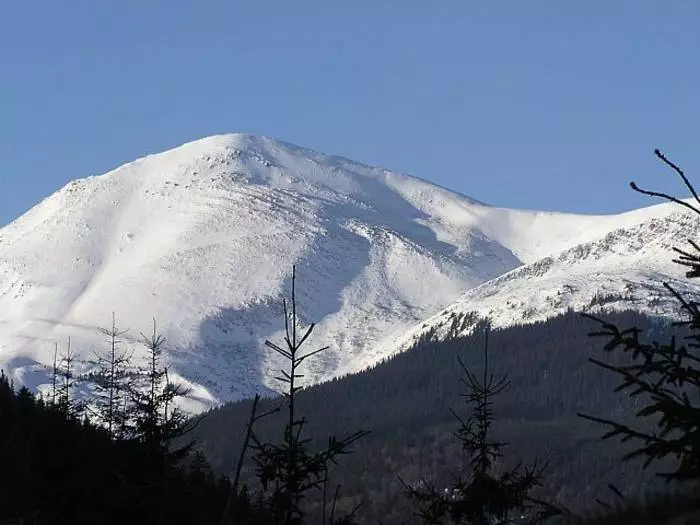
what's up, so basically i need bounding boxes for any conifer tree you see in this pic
[220,393,280,525]
[581,149,700,482]
[129,318,190,449]
[403,324,560,524]
[57,336,80,416]
[51,342,59,406]
[0,364,237,525]
[91,311,132,438]
[123,319,197,524]
[251,266,370,525]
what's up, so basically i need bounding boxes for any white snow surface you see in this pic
[0,133,695,411]
[392,206,700,353]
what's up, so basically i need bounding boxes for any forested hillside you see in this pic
[192,309,678,524]
[0,370,247,524]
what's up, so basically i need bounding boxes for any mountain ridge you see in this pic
[391,206,698,354]
[0,133,691,410]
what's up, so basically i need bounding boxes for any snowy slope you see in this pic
[0,133,525,409]
[0,133,694,410]
[392,204,700,352]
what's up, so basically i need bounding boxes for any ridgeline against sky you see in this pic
[1,133,698,411]
[1,1,699,225]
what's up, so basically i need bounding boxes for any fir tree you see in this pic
[91,311,132,438]
[251,266,369,525]
[220,393,279,525]
[403,324,561,524]
[128,319,190,450]
[581,149,700,482]
[51,341,59,406]
[57,336,81,416]
[0,365,237,525]
[122,319,196,525]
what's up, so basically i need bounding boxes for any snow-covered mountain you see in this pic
[392,203,700,352]
[0,133,694,410]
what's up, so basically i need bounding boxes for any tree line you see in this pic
[0,314,276,524]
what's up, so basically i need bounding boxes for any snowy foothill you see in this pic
[0,133,694,412]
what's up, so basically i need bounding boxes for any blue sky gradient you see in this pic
[1,1,698,224]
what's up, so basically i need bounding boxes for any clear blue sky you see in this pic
[1,1,698,225]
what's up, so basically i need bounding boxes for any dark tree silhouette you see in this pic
[90,311,132,438]
[403,324,561,525]
[128,319,191,449]
[57,336,81,416]
[50,342,59,406]
[580,149,700,482]
[220,393,280,525]
[0,366,244,525]
[186,308,680,523]
[251,266,370,525]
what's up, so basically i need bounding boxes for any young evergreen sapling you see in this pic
[251,266,370,525]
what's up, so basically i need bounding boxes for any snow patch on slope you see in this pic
[392,208,700,352]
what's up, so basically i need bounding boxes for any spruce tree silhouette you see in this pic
[581,149,700,482]
[250,266,370,525]
[402,324,561,525]
[90,312,132,439]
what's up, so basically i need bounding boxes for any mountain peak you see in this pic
[0,135,523,410]
[0,135,693,412]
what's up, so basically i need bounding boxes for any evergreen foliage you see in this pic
[193,310,673,524]
[580,150,700,482]
[0,368,244,525]
[220,393,280,525]
[90,311,132,438]
[402,326,561,524]
[562,149,700,523]
[56,336,80,416]
[250,266,370,525]
[0,314,273,525]
[549,483,700,525]
[127,318,193,461]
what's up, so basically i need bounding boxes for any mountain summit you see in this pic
[0,134,692,410]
